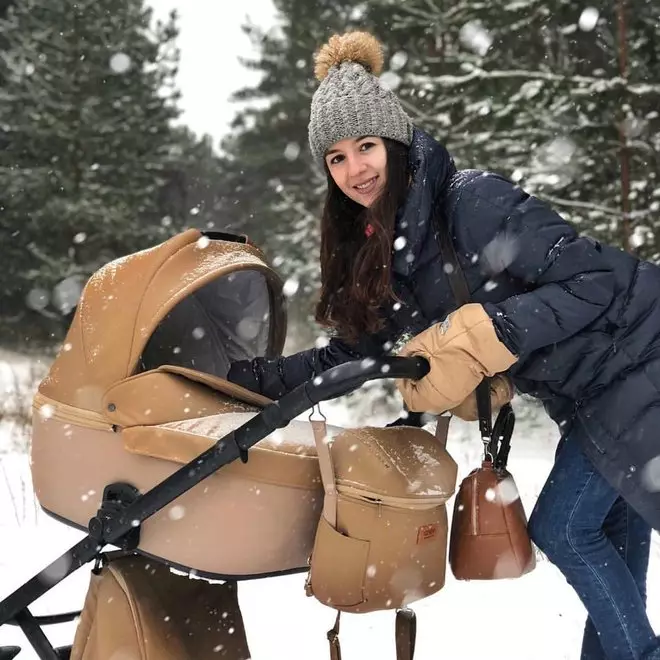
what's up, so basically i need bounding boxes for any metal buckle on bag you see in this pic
[482,435,494,464]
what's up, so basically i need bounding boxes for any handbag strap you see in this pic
[492,403,516,470]
[434,205,493,442]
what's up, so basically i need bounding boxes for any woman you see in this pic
[228,31,660,660]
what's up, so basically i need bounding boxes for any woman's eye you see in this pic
[329,154,344,165]
[360,142,375,151]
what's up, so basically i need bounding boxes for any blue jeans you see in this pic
[528,434,659,660]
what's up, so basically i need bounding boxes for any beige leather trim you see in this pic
[32,392,114,431]
[122,424,321,490]
[102,369,262,428]
[156,365,272,408]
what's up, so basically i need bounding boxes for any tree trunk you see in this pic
[617,0,633,253]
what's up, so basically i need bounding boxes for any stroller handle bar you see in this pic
[263,355,430,429]
[0,355,430,628]
[303,354,429,405]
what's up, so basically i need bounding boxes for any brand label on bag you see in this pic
[416,524,438,544]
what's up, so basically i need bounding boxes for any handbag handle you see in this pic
[433,204,494,453]
[492,403,516,470]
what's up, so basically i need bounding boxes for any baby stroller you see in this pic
[0,229,457,659]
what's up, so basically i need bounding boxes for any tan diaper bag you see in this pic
[70,553,250,660]
[305,416,458,660]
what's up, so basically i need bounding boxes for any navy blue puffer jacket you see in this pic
[229,128,660,531]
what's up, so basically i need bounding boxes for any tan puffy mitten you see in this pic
[449,374,514,421]
[396,304,517,413]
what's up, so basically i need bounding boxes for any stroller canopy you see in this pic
[39,229,286,416]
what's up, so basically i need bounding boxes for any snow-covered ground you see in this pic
[0,354,658,659]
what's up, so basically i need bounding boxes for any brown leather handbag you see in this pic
[449,402,536,580]
[435,207,535,581]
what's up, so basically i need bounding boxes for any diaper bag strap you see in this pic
[326,609,416,660]
[311,419,338,528]
[435,414,450,449]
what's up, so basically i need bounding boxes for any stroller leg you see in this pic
[13,609,60,660]
[0,648,21,660]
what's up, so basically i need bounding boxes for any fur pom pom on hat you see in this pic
[308,31,413,165]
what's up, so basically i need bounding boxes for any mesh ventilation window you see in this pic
[139,270,271,378]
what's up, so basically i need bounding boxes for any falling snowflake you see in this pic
[236,318,260,340]
[25,288,50,311]
[496,477,520,505]
[578,7,599,32]
[283,142,300,161]
[390,51,408,71]
[482,233,519,275]
[380,71,401,91]
[641,456,660,492]
[630,226,649,249]
[282,277,300,297]
[393,236,407,251]
[38,404,54,420]
[53,276,84,314]
[459,21,493,56]
[528,136,580,188]
[315,336,330,349]
[484,280,498,292]
[109,52,132,74]
[168,505,186,521]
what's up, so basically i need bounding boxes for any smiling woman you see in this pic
[316,134,409,340]
[227,29,660,660]
[324,136,387,207]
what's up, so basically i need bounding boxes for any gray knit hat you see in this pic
[308,32,413,165]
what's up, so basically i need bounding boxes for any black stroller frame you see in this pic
[0,355,429,659]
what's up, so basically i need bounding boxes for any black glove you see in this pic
[226,360,260,394]
[386,411,426,428]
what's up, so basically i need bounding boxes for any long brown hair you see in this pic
[315,138,410,342]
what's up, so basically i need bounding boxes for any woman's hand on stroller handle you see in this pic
[302,355,430,405]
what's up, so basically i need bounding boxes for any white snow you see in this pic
[0,356,658,659]
[578,8,600,32]
[282,277,300,298]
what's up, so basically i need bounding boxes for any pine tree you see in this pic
[0,0,181,345]
[385,0,660,256]
[156,126,236,238]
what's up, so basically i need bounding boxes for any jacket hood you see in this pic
[392,128,457,278]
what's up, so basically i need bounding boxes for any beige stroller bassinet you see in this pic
[0,229,456,660]
[31,228,331,579]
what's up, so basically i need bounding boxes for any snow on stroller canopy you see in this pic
[40,230,286,414]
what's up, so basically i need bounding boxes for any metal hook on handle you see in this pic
[308,403,327,424]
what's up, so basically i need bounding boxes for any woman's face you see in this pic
[325,136,387,207]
